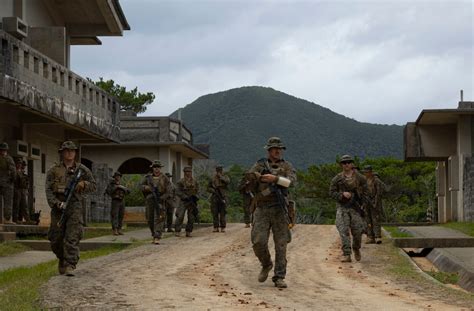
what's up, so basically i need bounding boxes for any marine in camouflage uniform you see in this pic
[363,165,385,244]
[0,142,16,224]
[174,166,199,237]
[329,155,369,263]
[46,141,96,276]
[248,137,296,289]
[164,172,176,232]
[13,159,29,223]
[141,160,172,244]
[106,171,130,236]
[207,166,230,232]
[238,173,253,228]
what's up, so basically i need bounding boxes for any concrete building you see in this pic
[0,0,129,225]
[405,100,474,222]
[81,112,209,223]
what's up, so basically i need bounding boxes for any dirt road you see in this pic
[41,224,472,310]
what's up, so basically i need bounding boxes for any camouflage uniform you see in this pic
[238,174,252,226]
[164,174,176,232]
[249,140,296,285]
[0,143,16,222]
[141,161,172,240]
[105,172,129,234]
[13,161,29,223]
[175,168,199,235]
[46,153,96,271]
[364,167,385,241]
[207,168,230,230]
[330,163,369,257]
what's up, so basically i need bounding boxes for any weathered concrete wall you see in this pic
[85,163,112,224]
[0,30,120,142]
[463,156,474,221]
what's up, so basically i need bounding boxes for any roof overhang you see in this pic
[82,141,210,159]
[415,109,474,125]
[42,0,130,45]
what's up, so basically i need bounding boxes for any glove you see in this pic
[143,185,152,192]
[75,181,88,193]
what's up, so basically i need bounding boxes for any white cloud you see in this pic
[71,0,473,125]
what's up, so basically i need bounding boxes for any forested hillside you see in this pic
[172,86,403,169]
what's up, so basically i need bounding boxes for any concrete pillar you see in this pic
[457,115,473,221]
[159,147,171,174]
[436,162,445,223]
[176,152,182,180]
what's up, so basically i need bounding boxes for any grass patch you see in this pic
[427,270,460,284]
[438,222,474,237]
[384,226,413,238]
[0,243,130,310]
[0,242,31,257]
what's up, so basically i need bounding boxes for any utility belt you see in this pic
[112,197,124,201]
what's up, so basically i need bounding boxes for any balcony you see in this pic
[0,30,120,142]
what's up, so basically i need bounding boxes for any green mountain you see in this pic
[171,86,403,169]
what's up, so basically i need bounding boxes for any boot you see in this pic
[365,238,376,244]
[213,228,219,232]
[153,237,160,245]
[220,228,226,233]
[341,255,352,263]
[167,228,174,233]
[273,279,288,288]
[4,219,16,225]
[175,232,181,237]
[245,223,251,228]
[258,263,273,282]
[113,229,119,236]
[185,231,192,237]
[64,265,75,277]
[58,259,66,275]
[353,249,361,261]
[376,239,382,244]
[118,229,124,235]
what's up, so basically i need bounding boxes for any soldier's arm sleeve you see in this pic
[141,176,150,193]
[45,170,61,208]
[284,163,297,187]
[160,177,171,201]
[175,180,187,200]
[220,174,230,185]
[329,176,344,202]
[82,167,97,194]
[374,179,384,207]
[105,182,114,196]
[206,179,215,194]
[8,157,16,181]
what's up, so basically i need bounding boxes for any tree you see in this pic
[92,78,155,113]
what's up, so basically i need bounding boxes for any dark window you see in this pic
[41,153,46,174]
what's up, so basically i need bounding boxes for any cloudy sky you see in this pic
[72,0,473,125]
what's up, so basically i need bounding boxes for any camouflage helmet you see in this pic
[58,140,78,152]
[149,160,164,168]
[264,137,286,150]
[113,171,122,177]
[0,142,9,150]
[14,157,23,164]
[362,165,373,173]
[339,154,354,163]
[183,166,192,172]
[216,165,224,171]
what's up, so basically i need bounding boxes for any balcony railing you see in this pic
[0,30,120,142]
[119,115,193,145]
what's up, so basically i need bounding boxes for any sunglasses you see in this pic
[341,161,353,165]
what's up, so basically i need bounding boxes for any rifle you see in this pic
[209,182,226,204]
[147,176,162,219]
[259,159,293,228]
[338,179,370,218]
[57,167,83,227]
